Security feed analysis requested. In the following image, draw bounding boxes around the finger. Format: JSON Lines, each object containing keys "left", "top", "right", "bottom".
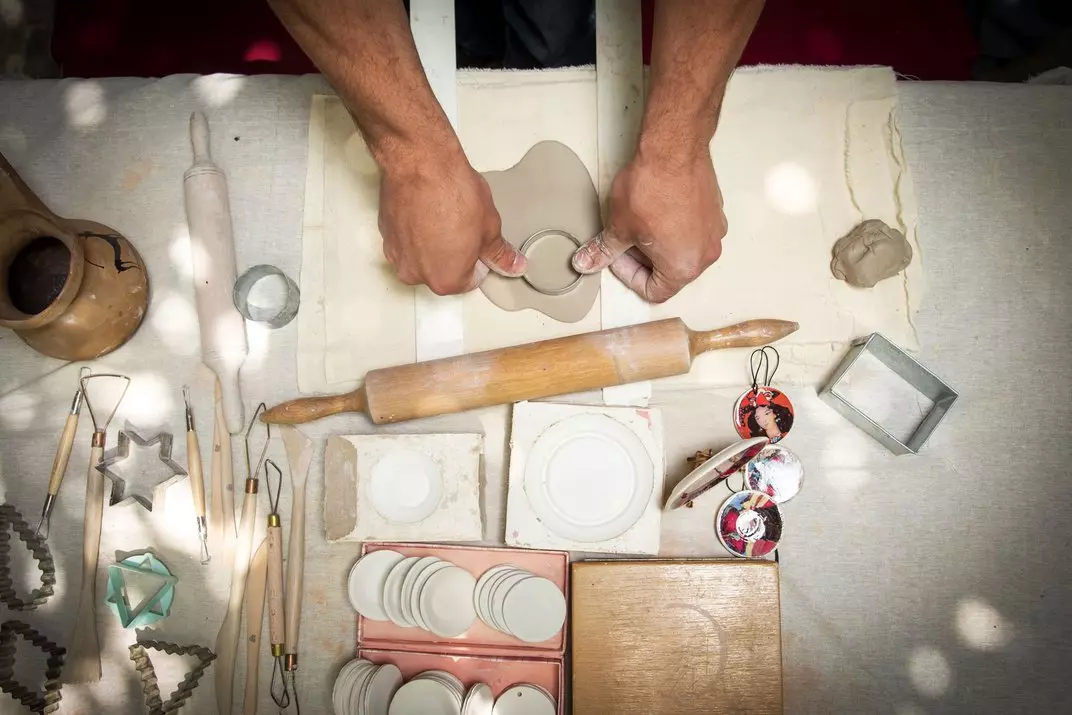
{"left": 572, "top": 230, "right": 633, "bottom": 274}
{"left": 609, "top": 252, "right": 681, "bottom": 304}
{"left": 480, "top": 235, "right": 527, "bottom": 277}
{"left": 472, "top": 261, "right": 490, "bottom": 287}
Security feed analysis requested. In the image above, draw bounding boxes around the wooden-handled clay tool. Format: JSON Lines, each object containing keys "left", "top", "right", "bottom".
{"left": 264, "top": 459, "right": 291, "bottom": 711}
{"left": 243, "top": 538, "right": 268, "bottom": 715}
{"left": 66, "top": 372, "right": 130, "bottom": 684}
{"left": 183, "top": 386, "right": 211, "bottom": 564}
{"left": 209, "top": 379, "right": 237, "bottom": 566}
{"left": 185, "top": 111, "right": 248, "bottom": 435}
{"left": 263, "top": 318, "right": 799, "bottom": 425}
{"left": 36, "top": 366, "right": 90, "bottom": 538}
{"left": 215, "top": 404, "right": 270, "bottom": 715}
{"left": 281, "top": 426, "right": 313, "bottom": 707}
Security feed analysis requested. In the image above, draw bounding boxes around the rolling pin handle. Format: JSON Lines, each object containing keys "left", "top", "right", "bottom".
{"left": 687, "top": 319, "right": 800, "bottom": 357}
{"left": 190, "top": 112, "right": 212, "bottom": 165}
{"left": 261, "top": 389, "right": 366, "bottom": 425}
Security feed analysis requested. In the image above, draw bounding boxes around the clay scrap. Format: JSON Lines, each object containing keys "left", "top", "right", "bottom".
{"left": 831, "top": 219, "right": 913, "bottom": 288}
{"left": 480, "top": 141, "right": 601, "bottom": 323}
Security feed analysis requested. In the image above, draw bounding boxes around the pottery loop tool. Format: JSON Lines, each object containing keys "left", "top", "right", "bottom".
{"left": 233, "top": 264, "right": 301, "bottom": 329}
{"left": 129, "top": 630, "right": 217, "bottom": 715}
{"left": 209, "top": 379, "right": 237, "bottom": 563}
{"left": 734, "top": 345, "right": 795, "bottom": 443}
{"left": 0, "top": 504, "right": 55, "bottom": 611}
{"left": 263, "top": 458, "right": 292, "bottom": 711}
{"left": 66, "top": 371, "right": 130, "bottom": 684}
{"left": 215, "top": 403, "right": 271, "bottom": 715}
{"left": 183, "top": 386, "right": 211, "bottom": 564}
{"left": 243, "top": 538, "right": 268, "bottom": 715}
{"left": 185, "top": 111, "right": 248, "bottom": 435}
{"left": 35, "top": 366, "right": 90, "bottom": 538}
{"left": 0, "top": 620, "right": 67, "bottom": 714}
{"left": 96, "top": 427, "right": 188, "bottom": 511}
{"left": 281, "top": 426, "right": 313, "bottom": 712}
{"left": 262, "top": 318, "right": 799, "bottom": 425}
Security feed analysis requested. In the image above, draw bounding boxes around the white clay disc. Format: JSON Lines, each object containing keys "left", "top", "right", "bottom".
{"left": 382, "top": 556, "right": 421, "bottom": 628}
{"left": 473, "top": 565, "right": 520, "bottom": 627}
{"left": 420, "top": 566, "right": 478, "bottom": 639}
{"left": 492, "top": 685, "right": 556, "bottom": 715}
{"left": 364, "top": 663, "right": 404, "bottom": 715}
{"left": 389, "top": 678, "right": 463, "bottom": 715}
{"left": 410, "top": 560, "right": 452, "bottom": 632}
{"left": 368, "top": 448, "right": 444, "bottom": 523}
{"left": 463, "top": 683, "right": 495, "bottom": 715}
{"left": 500, "top": 576, "right": 566, "bottom": 643}
{"left": 401, "top": 556, "right": 442, "bottom": 626}
{"left": 348, "top": 550, "right": 405, "bottom": 621}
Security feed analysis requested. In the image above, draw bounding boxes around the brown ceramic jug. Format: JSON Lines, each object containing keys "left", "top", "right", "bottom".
{"left": 0, "top": 153, "right": 149, "bottom": 360}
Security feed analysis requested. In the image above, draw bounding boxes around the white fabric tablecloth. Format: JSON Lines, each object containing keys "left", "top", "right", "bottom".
{"left": 0, "top": 73, "right": 1069, "bottom": 714}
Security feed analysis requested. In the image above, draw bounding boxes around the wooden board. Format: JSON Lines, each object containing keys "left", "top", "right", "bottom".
{"left": 571, "top": 560, "right": 782, "bottom": 714}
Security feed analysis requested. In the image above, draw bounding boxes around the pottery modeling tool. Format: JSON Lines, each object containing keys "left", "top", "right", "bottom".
{"left": 0, "top": 504, "right": 55, "bottom": 611}
{"left": 209, "top": 379, "right": 237, "bottom": 563}
{"left": 263, "top": 318, "right": 799, "bottom": 425}
{"left": 183, "top": 386, "right": 211, "bottom": 564}
{"left": 243, "top": 538, "right": 268, "bottom": 715}
{"left": 263, "top": 459, "right": 290, "bottom": 710}
{"left": 35, "top": 366, "right": 90, "bottom": 539}
{"left": 214, "top": 403, "right": 270, "bottom": 715}
{"left": 129, "top": 630, "right": 217, "bottom": 714}
{"left": 281, "top": 426, "right": 313, "bottom": 706}
{"left": 66, "top": 372, "right": 130, "bottom": 684}
{"left": 0, "top": 620, "right": 67, "bottom": 713}
{"left": 184, "top": 111, "right": 248, "bottom": 435}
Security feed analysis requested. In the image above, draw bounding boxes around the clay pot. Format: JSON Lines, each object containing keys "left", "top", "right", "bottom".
{"left": 0, "top": 153, "right": 148, "bottom": 360}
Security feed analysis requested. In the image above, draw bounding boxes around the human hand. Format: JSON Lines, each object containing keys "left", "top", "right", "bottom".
{"left": 571, "top": 143, "right": 727, "bottom": 303}
{"left": 378, "top": 148, "right": 526, "bottom": 295}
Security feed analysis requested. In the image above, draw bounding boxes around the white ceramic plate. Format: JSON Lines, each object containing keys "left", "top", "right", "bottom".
{"left": 462, "top": 683, "right": 494, "bottom": 715}
{"left": 492, "top": 685, "right": 556, "bottom": 715}
{"left": 383, "top": 556, "right": 421, "bottom": 628}
{"left": 389, "top": 678, "right": 463, "bottom": 715}
{"left": 348, "top": 550, "right": 405, "bottom": 621}
{"left": 367, "top": 448, "right": 444, "bottom": 523}
{"left": 500, "top": 576, "right": 566, "bottom": 643}
{"left": 488, "top": 571, "right": 532, "bottom": 633}
{"left": 524, "top": 414, "right": 654, "bottom": 543}
{"left": 364, "top": 663, "right": 404, "bottom": 715}
{"left": 400, "top": 556, "right": 441, "bottom": 626}
{"left": 419, "top": 565, "right": 477, "bottom": 638}
{"left": 410, "top": 560, "right": 453, "bottom": 632}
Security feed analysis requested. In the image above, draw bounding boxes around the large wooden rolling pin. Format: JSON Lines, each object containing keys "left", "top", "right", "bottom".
{"left": 263, "top": 318, "right": 798, "bottom": 425}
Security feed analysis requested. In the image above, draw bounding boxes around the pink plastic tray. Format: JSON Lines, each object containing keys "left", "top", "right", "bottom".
{"left": 359, "top": 649, "right": 565, "bottom": 715}
{"left": 357, "top": 542, "right": 569, "bottom": 657}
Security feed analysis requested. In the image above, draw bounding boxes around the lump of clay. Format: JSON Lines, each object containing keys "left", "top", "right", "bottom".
{"left": 830, "top": 219, "right": 913, "bottom": 288}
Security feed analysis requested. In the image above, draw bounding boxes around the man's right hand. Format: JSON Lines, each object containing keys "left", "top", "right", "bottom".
{"left": 378, "top": 146, "right": 526, "bottom": 295}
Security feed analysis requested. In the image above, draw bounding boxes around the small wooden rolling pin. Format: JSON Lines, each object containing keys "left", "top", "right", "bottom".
{"left": 263, "top": 318, "right": 799, "bottom": 425}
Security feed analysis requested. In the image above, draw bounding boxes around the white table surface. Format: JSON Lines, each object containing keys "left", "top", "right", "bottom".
{"left": 0, "top": 74, "right": 1070, "bottom": 715}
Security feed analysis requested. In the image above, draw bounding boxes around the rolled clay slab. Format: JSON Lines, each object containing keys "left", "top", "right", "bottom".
{"left": 830, "top": 218, "right": 913, "bottom": 288}
{"left": 480, "top": 141, "right": 601, "bottom": 323}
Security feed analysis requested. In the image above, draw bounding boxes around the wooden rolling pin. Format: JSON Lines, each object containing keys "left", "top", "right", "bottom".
{"left": 263, "top": 318, "right": 798, "bottom": 425}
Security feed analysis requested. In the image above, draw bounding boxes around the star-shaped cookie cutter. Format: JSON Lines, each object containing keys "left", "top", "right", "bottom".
{"left": 95, "top": 426, "right": 188, "bottom": 511}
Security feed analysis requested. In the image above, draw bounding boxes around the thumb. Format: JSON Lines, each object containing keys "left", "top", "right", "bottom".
{"left": 480, "top": 236, "right": 527, "bottom": 278}
{"left": 572, "top": 230, "right": 632, "bottom": 274}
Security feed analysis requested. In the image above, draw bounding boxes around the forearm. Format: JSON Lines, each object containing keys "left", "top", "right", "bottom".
{"left": 268, "top": 0, "right": 461, "bottom": 169}
{"left": 641, "top": 0, "right": 764, "bottom": 160}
